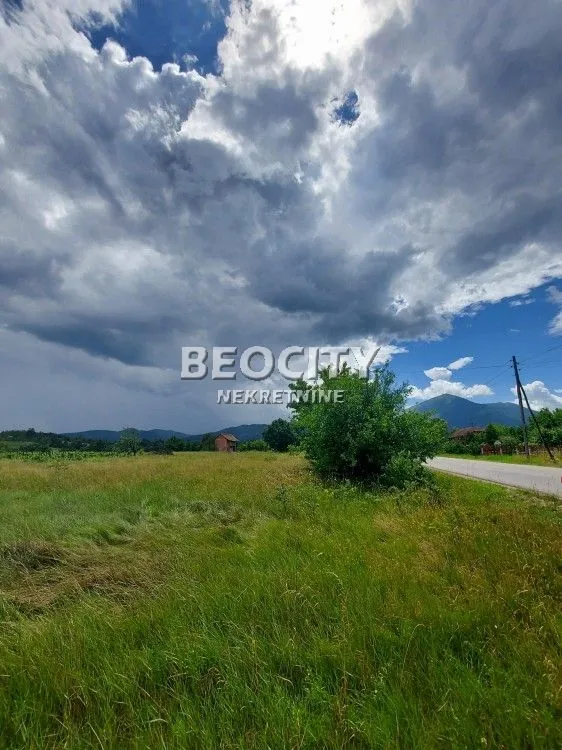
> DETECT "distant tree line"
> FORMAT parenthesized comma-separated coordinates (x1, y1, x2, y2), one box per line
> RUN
(0, 429, 115, 454)
(0, 428, 213, 456)
(0, 428, 291, 457)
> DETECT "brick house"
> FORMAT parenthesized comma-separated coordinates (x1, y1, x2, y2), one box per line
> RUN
(215, 433, 239, 452)
(450, 427, 485, 440)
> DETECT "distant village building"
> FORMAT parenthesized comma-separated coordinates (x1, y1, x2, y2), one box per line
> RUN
(450, 427, 485, 440)
(215, 433, 239, 452)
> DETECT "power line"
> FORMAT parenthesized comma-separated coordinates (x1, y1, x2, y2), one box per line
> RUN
(519, 357, 562, 371)
(481, 360, 514, 389)
(518, 356, 562, 369)
(394, 349, 559, 390)
(519, 361, 562, 369)
(461, 363, 513, 370)
(519, 342, 562, 365)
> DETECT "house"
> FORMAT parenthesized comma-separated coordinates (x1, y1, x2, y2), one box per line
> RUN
(215, 433, 239, 452)
(450, 427, 485, 441)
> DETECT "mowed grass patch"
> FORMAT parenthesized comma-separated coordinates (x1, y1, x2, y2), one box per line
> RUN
(0, 454, 304, 615)
(0, 452, 305, 543)
(0, 454, 560, 748)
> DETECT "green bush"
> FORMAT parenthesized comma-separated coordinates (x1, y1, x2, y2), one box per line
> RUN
(238, 439, 270, 452)
(379, 451, 429, 489)
(289, 366, 447, 487)
(443, 440, 470, 455)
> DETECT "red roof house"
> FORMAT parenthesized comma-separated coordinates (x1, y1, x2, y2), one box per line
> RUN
(215, 433, 239, 452)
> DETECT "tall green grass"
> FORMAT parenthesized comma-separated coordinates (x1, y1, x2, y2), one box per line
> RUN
(0, 454, 560, 748)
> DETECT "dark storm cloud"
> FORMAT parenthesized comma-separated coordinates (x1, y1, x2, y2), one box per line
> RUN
(249, 239, 410, 314)
(0, 246, 64, 294)
(21, 314, 181, 365)
(372, 71, 484, 179)
(462, 24, 562, 118)
(446, 195, 562, 276)
(214, 78, 320, 151)
(339, 0, 562, 324)
(358, 0, 562, 187)
(247, 237, 444, 341)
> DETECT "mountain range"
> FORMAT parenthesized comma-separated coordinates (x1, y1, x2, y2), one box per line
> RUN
(63, 424, 267, 443)
(412, 394, 528, 429)
(62, 396, 528, 443)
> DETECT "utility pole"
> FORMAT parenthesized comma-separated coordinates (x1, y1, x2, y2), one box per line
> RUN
(512, 356, 530, 460)
(519, 380, 557, 463)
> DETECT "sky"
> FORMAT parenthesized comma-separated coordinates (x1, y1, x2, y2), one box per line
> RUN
(0, 0, 561, 433)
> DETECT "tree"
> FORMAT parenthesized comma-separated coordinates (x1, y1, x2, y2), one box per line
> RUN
(115, 428, 142, 455)
(263, 419, 297, 452)
(528, 408, 562, 448)
(484, 424, 500, 444)
(289, 365, 447, 486)
(166, 436, 187, 452)
(199, 434, 216, 451)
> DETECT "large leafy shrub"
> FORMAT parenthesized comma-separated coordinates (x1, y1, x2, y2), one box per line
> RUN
(289, 366, 447, 487)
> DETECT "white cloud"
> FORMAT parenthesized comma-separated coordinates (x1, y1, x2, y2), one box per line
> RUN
(448, 356, 474, 371)
(547, 286, 562, 334)
(219, 0, 384, 78)
(438, 244, 562, 318)
(371, 344, 408, 363)
(550, 312, 562, 334)
(412, 355, 491, 400)
(423, 355, 473, 381)
(511, 381, 562, 410)
(547, 286, 562, 305)
(0, 0, 127, 73)
(424, 367, 452, 381)
(410, 379, 493, 401)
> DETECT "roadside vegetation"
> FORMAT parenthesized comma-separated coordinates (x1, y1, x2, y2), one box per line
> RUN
(441, 410, 562, 462)
(443, 452, 561, 468)
(0, 452, 560, 748)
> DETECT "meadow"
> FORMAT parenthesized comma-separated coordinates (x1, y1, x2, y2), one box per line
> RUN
(0, 453, 560, 749)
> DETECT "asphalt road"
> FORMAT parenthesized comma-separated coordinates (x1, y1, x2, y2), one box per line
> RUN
(427, 457, 562, 497)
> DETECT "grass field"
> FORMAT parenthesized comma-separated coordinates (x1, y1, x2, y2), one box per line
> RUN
(0, 453, 560, 749)
(443, 453, 560, 468)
